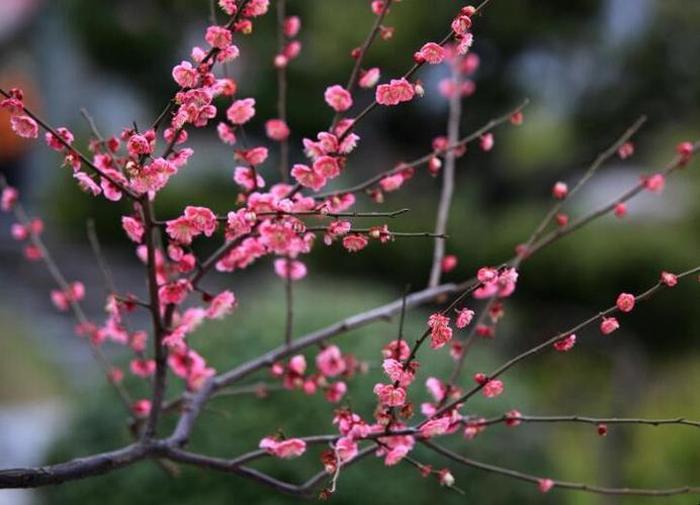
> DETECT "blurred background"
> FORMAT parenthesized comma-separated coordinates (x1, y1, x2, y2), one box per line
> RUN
(0, 0, 699, 504)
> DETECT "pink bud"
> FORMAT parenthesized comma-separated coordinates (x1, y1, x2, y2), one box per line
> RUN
(552, 181, 568, 200)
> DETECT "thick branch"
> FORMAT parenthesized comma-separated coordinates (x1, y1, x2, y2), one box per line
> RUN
(0, 445, 147, 489)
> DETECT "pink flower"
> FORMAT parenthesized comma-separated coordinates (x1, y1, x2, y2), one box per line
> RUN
(10, 115, 38, 138)
(73, 172, 101, 196)
(482, 379, 504, 398)
(205, 25, 232, 49)
(379, 174, 404, 192)
(660, 271, 678, 287)
(373, 383, 406, 407)
(359, 67, 381, 88)
(324, 85, 353, 112)
(259, 437, 307, 459)
(538, 479, 555, 493)
(342, 234, 368, 252)
(234, 166, 265, 191)
(325, 381, 347, 403)
(242, 0, 270, 17)
(316, 345, 346, 377)
(288, 354, 307, 375)
(217, 122, 237, 145)
(384, 445, 410, 466)
(553, 334, 576, 352)
(455, 308, 475, 329)
(158, 279, 192, 305)
(600, 316, 620, 335)
(313, 156, 341, 179)
(427, 313, 453, 349)
(127, 133, 152, 157)
(616, 293, 635, 313)
(335, 437, 358, 463)
(419, 417, 451, 438)
(172, 61, 198, 88)
(1, 186, 19, 212)
(206, 290, 236, 319)
(376, 78, 415, 106)
(121, 216, 144, 243)
(382, 359, 414, 387)
(265, 119, 290, 141)
(383, 340, 411, 361)
(184, 206, 218, 236)
(415, 42, 446, 64)
(274, 258, 307, 280)
(45, 127, 74, 151)
(227, 98, 256, 124)
(643, 173, 665, 193)
(439, 469, 455, 487)
(552, 181, 568, 199)
(130, 359, 156, 378)
(426, 377, 447, 402)
(291, 163, 326, 191)
(451, 14, 472, 36)
(166, 216, 200, 245)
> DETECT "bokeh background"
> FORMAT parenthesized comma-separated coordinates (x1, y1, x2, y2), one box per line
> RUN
(0, 0, 699, 504)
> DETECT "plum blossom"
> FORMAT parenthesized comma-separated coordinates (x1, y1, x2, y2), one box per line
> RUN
(616, 293, 635, 313)
(455, 308, 474, 328)
(415, 42, 446, 64)
(227, 98, 256, 125)
(376, 78, 415, 106)
(130, 359, 156, 378)
(206, 291, 237, 319)
(158, 279, 192, 305)
(316, 345, 346, 377)
(482, 379, 504, 398)
(373, 383, 406, 407)
(342, 234, 368, 252)
(660, 271, 678, 287)
(359, 67, 381, 88)
(382, 359, 414, 387)
(172, 61, 198, 88)
(274, 258, 307, 280)
(205, 25, 232, 49)
(553, 334, 576, 352)
(600, 316, 620, 335)
(291, 164, 326, 191)
(265, 119, 290, 141)
(335, 437, 358, 463)
(419, 417, 451, 438)
(427, 313, 452, 349)
(324, 85, 352, 112)
(10, 115, 38, 138)
(259, 437, 306, 459)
